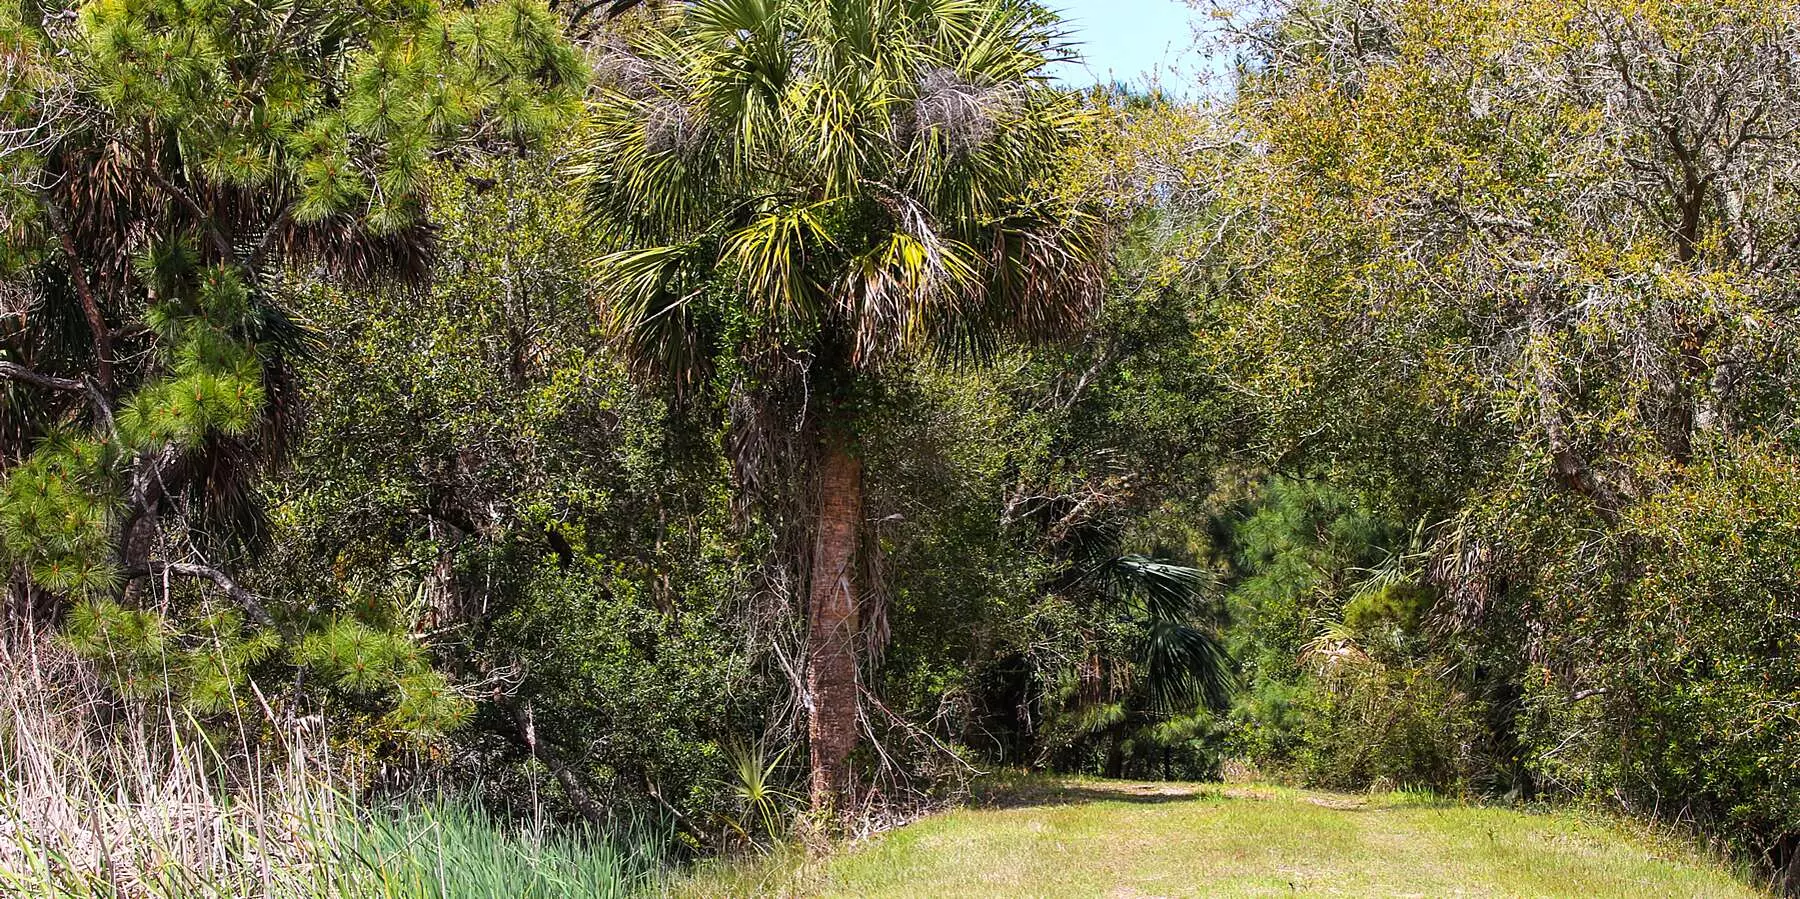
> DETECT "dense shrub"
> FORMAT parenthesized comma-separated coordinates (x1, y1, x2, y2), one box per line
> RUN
(1501, 442, 1800, 867)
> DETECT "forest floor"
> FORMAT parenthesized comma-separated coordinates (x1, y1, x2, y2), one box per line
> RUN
(677, 776, 1767, 898)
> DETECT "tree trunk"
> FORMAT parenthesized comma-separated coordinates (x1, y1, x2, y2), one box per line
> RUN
(40, 194, 111, 391)
(1104, 728, 1125, 779)
(807, 437, 862, 815)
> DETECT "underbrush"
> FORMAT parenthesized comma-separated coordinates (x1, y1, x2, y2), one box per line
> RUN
(0, 642, 667, 898)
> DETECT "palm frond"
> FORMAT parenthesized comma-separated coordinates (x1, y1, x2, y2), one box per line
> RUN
(1142, 619, 1232, 713)
(572, 0, 1104, 380)
(725, 199, 838, 322)
(1097, 553, 1236, 713)
(596, 242, 713, 388)
(1099, 553, 1214, 621)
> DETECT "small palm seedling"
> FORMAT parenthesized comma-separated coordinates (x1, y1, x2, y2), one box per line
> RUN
(719, 742, 800, 850)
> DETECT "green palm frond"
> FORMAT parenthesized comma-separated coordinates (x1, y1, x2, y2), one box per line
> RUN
(574, 0, 1103, 381)
(1100, 553, 1214, 621)
(596, 242, 712, 385)
(1142, 619, 1232, 713)
(1097, 554, 1235, 714)
(726, 199, 839, 320)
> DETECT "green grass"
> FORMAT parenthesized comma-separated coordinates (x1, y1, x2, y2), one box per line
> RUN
(328, 800, 667, 898)
(679, 777, 1767, 898)
(1, 787, 669, 899)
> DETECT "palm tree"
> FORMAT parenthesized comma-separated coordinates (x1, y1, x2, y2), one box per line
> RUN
(576, 0, 1103, 812)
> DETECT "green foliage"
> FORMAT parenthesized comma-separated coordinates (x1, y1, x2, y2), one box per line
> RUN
(1223, 477, 1400, 682)
(719, 742, 800, 848)
(291, 617, 470, 736)
(1016, 554, 1234, 781)
(1100, 554, 1232, 715)
(0, 0, 585, 743)
(476, 560, 752, 819)
(183, 610, 284, 714)
(577, 0, 1103, 383)
(4, 0, 1796, 887)
(59, 600, 172, 696)
(119, 265, 268, 448)
(1164, 0, 1800, 874)
(1280, 666, 1479, 793)
(1507, 439, 1800, 842)
(1206, 475, 1476, 792)
(1341, 583, 1429, 647)
(0, 432, 119, 598)
(257, 156, 767, 825)
(57, 599, 284, 716)
(61, 0, 583, 223)
(334, 800, 668, 898)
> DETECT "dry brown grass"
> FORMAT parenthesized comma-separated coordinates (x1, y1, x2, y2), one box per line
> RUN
(0, 640, 350, 896)
(0, 638, 664, 898)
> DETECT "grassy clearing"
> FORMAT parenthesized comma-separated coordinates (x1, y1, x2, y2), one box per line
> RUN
(680, 777, 1767, 898)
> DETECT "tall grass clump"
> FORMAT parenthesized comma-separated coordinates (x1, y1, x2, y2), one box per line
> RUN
(340, 802, 667, 898)
(0, 639, 667, 897)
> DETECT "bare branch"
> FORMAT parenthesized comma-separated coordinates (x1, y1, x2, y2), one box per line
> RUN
(37, 194, 113, 390)
(500, 699, 609, 827)
(0, 360, 84, 392)
(132, 560, 280, 630)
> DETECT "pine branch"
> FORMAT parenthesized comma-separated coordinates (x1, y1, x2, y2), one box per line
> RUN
(246, 208, 292, 273)
(0, 360, 85, 392)
(134, 152, 235, 261)
(167, 561, 278, 630)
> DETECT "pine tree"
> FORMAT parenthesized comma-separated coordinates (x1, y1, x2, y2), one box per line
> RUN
(0, 0, 582, 729)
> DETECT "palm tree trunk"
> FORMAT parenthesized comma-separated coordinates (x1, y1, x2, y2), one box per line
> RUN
(807, 437, 862, 814)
